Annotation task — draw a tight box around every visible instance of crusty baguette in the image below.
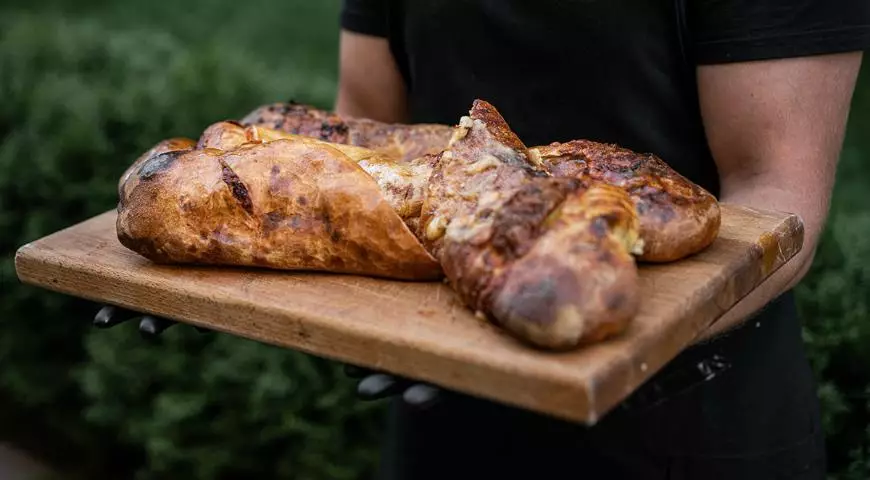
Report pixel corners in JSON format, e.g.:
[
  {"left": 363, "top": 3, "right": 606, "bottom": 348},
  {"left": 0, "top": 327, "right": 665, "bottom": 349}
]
[
  {"left": 117, "top": 138, "right": 442, "bottom": 280},
  {"left": 195, "top": 120, "right": 434, "bottom": 232},
  {"left": 533, "top": 140, "right": 721, "bottom": 262},
  {"left": 421, "top": 100, "right": 642, "bottom": 350}
]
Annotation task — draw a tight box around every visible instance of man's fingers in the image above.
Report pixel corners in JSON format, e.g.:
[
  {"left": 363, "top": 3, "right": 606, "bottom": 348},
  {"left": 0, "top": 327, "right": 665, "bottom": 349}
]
[
  {"left": 344, "top": 364, "right": 374, "bottom": 379},
  {"left": 357, "top": 373, "right": 409, "bottom": 400},
  {"left": 403, "top": 384, "right": 441, "bottom": 409},
  {"left": 94, "top": 306, "right": 214, "bottom": 338},
  {"left": 138, "top": 316, "right": 178, "bottom": 339},
  {"left": 93, "top": 305, "right": 139, "bottom": 328}
]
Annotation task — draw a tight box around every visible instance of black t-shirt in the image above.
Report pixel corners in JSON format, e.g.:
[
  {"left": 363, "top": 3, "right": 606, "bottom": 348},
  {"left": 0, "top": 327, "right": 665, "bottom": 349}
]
[{"left": 340, "top": 0, "right": 869, "bottom": 198}]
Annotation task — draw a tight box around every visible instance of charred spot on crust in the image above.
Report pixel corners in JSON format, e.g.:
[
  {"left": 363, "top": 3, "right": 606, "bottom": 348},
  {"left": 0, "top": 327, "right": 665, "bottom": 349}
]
[
  {"left": 590, "top": 217, "right": 609, "bottom": 238},
  {"left": 320, "top": 210, "right": 341, "bottom": 242},
  {"left": 604, "top": 291, "right": 628, "bottom": 312},
  {"left": 218, "top": 159, "right": 253, "bottom": 215},
  {"left": 138, "top": 150, "right": 183, "bottom": 180},
  {"left": 492, "top": 275, "right": 559, "bottom": 327},
  {"left": 488, "top": 178, "right": 574, "bottom": 261},
  {"left": 225, "top": 120, "right": 244, "bottom": 128},
  {"left": 269, "top": 165, "right": 292, "bottom": 194},
  {"left": 297, "top": 196, "right": 308, "bottom": 206},
  {"left": 319, "top": 120, "right": 349, "bottom": 142},
  {"left": 636, "top": 200, "right": 651, "bottom": 215},
  {"left": 262, "top": 211, "right": 285, "bottom": 234}
]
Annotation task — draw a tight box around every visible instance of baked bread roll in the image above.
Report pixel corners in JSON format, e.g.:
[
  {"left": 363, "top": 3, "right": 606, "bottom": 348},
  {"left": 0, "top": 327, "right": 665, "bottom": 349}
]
[
  {"left": 420, "top": 100, "right": 642, "bottom": 350},
  {"left": 532, "top": 140, "right": 720, "bottom": 262},
  {"left": 117, "top": 137, "right": 442, "bottom": 280}
]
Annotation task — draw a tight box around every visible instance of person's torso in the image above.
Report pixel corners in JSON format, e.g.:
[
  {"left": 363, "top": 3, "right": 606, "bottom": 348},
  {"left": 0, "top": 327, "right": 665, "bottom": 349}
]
[{"left": 383, "top": 0, "right": 720, "bottom": 195}]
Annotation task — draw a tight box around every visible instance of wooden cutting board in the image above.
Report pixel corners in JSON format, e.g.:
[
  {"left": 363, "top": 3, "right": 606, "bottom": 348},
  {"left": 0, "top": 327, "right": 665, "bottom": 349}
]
[{"left": 14, "top": 204, "right": 802, "bottom": 424}]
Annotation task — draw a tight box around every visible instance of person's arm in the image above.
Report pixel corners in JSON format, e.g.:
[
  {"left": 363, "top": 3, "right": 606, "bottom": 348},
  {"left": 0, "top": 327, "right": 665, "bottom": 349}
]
[
  {"left": 695, "top": 52, "right": 863, "bottom": 342},
  {"left": 334, "top": 30, "right": 408, "bottom": 123}
]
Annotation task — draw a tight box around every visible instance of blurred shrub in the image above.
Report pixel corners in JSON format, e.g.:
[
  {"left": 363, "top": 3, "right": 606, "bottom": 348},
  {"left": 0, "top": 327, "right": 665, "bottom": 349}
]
[
  {"left": 797, "top": 144, "right": 870, "bottom": 479},
  {"left": 1, "top": 11, "right": 381, "bottom": 480}
]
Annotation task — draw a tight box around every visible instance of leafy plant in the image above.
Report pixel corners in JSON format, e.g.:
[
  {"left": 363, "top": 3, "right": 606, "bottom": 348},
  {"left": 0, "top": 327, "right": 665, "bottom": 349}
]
[{"left": 1, "top": 9, "right": 383, "bottom": 480}]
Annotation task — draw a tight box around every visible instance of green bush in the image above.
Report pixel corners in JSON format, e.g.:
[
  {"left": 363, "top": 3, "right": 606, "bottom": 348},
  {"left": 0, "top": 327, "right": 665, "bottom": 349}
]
[
  {"left": 797, "top": 100, "right": 870, "bottom": 478},
  {"left": 1, "top": 3, "right": 868, "bottom": 480},
  {"left": 1, "top": 10, "right": 383, "bottom": 480}
]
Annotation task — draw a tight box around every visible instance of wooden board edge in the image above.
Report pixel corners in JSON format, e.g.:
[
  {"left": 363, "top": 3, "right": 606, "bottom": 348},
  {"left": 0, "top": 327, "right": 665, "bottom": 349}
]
[
  {"left": 13, "top": 237, "right": 596, "bottom": 425},
  {"left": 11, "top": 208, "right": 807, "bottom": 426},
  {"left": 584, "top": 210, "right": 805, "bottom": 422}
]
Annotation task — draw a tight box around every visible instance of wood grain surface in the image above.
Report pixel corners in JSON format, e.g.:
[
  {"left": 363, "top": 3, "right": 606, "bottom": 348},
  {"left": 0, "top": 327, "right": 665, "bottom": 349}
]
[{"left": 14, "top": 204, "right": 803, "bottom": 424}]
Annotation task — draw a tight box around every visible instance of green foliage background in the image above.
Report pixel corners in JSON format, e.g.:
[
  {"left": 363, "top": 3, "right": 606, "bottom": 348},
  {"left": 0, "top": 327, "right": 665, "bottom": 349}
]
[{"left": 0, "top": 1, "right": 867, "bottom": 479}]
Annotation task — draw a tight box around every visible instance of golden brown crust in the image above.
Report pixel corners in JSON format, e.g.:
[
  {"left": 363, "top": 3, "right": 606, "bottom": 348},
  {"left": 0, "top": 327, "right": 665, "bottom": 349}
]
[
  {"left": 240, "top": 102, "right": 352, "bottom": 145},
  {"left": 533, "top": 140, "right": 721, "bottom": 262},
  {"left": 118, "top": 137, "right": 197, "bottom": 201},
  {"left": 418, "top": 100, "right": 547, "bottom": 259},
  {"left": 346, "top": 118, "right": 455, "bottom": 163},
  {"left": 197, "top": 120, "right": 248, "bottom": 150},
  {"left": 193, "top": 121, "right": 434, "bottom": 231},
  {"left": 424, "top": 100, "right": 641, "bottom": 350},
  {"left": 241, "top": 102, "right": 454, "bottom": 163},
  {"left": 117, "top": 139, "right": 442, "bottom": 280},
  {"left": 461, "top": 182, "right": 641, "bottom": 350}
]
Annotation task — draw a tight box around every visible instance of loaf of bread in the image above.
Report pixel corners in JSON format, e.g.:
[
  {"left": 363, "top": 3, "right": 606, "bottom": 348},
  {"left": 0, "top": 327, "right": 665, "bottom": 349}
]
[
  {"left": 532, "top": 141, "right": 720, "bottom": 262},
  {"left": 418, "top": 100, "right": 641, "bottom": 349},
  {"left": 117, "top": 135, "right": 442, "bottom": 281},
  {"left": 116, "top": 98, "right": 721, "bottom": 350}
]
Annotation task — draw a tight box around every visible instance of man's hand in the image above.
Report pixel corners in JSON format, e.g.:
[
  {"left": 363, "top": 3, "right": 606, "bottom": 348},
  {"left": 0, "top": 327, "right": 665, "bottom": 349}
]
[
  {"left": 93, "top": 305, "right": 211, "bottom": 339},
  {"left": 696, "top": 51, "right": 863, "bottom": 341},
  {"left": 343, "top": 365, "right": 443, "bottom": 408},
  {"left": 92, "top": 305, "right": 442, "bottom": 405}
]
